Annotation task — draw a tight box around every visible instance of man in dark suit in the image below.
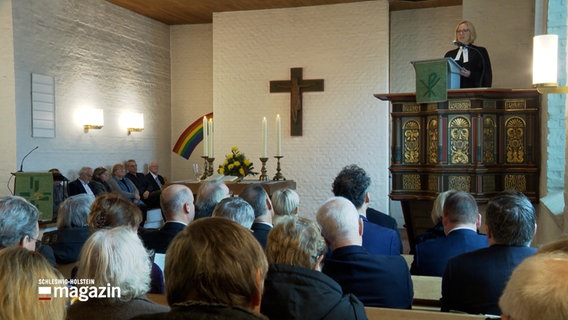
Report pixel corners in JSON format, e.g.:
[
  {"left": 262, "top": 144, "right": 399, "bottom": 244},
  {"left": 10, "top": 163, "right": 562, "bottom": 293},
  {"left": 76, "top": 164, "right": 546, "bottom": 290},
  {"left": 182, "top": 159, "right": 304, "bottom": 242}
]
[
  {"left": 441, "top": 191, "right": 537, "bottom": 315},
  {"left": 239, "top": 183, "right": 273, "bottom": 249},
  {"left": 410, "top": 191, "right": 488, "bottom": 276},
  {"left": 145, "top": 161, "right": 164, "bottom": 208},
  {"left": 141, "top": 184, "right": 194, "bottom": 254},
  {"left": 318, "top": 197, "right": 413, "bottom": 309},
  {"left": 125, "top": 159, "right": 156, "bottom": 208},
  {"left": 333, "top": 164, "right": 402, "bottom": 255},
  {"left": 67, "top": 166, "right": 96, "bottom": 197}
]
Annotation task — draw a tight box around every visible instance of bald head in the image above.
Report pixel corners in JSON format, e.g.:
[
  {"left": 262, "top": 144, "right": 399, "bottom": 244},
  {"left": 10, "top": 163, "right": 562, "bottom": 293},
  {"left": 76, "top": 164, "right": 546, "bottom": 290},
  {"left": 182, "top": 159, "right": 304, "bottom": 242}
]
[
  {"left": 316, "top": 196, "right": 362, "bottom": 250},
  {"left": 160, "top": 184, "right": 195, "bottom": 224}
]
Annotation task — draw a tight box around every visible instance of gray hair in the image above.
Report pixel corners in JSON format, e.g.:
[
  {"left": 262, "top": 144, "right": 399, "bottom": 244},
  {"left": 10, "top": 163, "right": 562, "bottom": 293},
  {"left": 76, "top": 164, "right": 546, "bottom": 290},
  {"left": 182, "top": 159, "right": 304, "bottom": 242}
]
[
  {"left": 77, "top": 226, "right": 151, "bottom": 302},
  {"left": 443, "top": 191, "right": 479, "bottom": 224},
  {"left": 486, "top": 190, "right": 536, "bottom": 246},
  {"left": 161, "top": 185, "right": 192, "bottom": 217},
  {"left": 213, "top": 197, "right": 255, "bottom": 229},
  {"left": 316, "top": 196, "right": 360, "bottom": 249},
  {"left": 57, "top": 194, "right": 94, "bottom": 229},
  {"left": 239, "top": 184, "right": 269, "bottom": 219},
  {"left": 195, "top": 181, "right": 228, "bottom": 218},
  {"left": 271, "top": 188, "right": 299, "bottom": 217},
  {"left": 0, "top": 196, "right": 39, "bottom": 248}
]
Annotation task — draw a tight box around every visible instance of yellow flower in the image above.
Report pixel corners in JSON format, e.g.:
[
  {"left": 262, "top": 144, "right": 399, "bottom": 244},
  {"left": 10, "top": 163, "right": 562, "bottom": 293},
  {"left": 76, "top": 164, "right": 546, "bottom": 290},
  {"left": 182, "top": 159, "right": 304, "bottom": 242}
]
[
  {"left": 244, "top": 159, "right": 251, "bottom": 166},
  {"left": 219, "top": 168, "right": 225, "bottom": 174},
  {"left": 227, "top": 153, "right": 233, "bottom": 159},
  {"left": 239, "top": 168, "right": 245, "bottom": 176},
  {"left": 231, "top": 146, "right": 239, "bottom": 152},
  {"left": 228, "top": 164, "right": 234, "bottom": 170},
  {"left": 223, "top": 160, "right": 229, "bottom": 166},
  {"left": 233, "top": 161, "right": 241, "bottom": 167}
]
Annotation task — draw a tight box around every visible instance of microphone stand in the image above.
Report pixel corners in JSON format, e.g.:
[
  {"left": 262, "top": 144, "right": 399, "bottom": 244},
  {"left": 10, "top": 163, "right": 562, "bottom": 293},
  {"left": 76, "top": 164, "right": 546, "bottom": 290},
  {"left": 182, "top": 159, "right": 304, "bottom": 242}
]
[{"left": 18, "top": 146, "right": 39, "bottom": 172}]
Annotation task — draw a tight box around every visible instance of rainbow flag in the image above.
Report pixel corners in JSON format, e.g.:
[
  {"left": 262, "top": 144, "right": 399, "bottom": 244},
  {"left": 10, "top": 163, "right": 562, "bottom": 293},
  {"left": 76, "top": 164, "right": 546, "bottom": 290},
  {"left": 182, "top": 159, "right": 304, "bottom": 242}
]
[{"left": 172, "top": 112, "right": 213, "bottom": 159}]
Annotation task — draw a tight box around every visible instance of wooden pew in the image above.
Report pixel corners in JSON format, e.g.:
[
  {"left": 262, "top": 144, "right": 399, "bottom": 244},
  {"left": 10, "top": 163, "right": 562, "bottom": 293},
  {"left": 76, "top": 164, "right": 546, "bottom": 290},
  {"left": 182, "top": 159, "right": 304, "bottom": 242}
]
[
  {"left": 365, "top": 307, "right": 489, "bottom": 320},
  {"left": 411, "top": 275, "right": 442, "bottom": 309},
  {"left": 147, "top": 293, "right": 168, "bottom": 306}
]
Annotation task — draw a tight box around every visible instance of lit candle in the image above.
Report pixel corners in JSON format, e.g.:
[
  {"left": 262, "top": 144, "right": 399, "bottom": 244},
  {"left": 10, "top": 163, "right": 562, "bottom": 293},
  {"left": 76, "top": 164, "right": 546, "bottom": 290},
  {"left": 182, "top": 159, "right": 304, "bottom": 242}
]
[
  {"left": 208, "top": 118, "right": 214, "bottom": 158},
  {"left": 262, "top": 117, "right": 268, "bottom": 158},
  {"left": 276, "top": 114, "right": 281, "bottom": 156},
  {"left": 202, "top": 116, "right": 208, "bottom": 157}
]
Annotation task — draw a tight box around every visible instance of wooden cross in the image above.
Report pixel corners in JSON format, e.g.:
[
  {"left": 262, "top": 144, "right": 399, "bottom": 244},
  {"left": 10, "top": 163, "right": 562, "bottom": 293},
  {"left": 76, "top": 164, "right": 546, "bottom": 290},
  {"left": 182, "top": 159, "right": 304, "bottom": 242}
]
[{"left": 270, "top": 68, "right": 324, "bottom": 136}]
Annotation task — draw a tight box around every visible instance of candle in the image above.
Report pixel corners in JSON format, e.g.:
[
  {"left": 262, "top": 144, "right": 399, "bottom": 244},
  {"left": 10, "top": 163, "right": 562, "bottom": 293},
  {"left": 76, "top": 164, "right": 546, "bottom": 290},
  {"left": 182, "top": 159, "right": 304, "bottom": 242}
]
[
  {"left": 276, "top": 114, "right": 282, "bottom": 156},
  {"left": 262, "top": 117, "right": 268, "bottom": 158},
  {"left": 202, "top": 116, "right": 208, "bottom": 157},
  {"left": 208, "top": 118, "right": 214, "bottom": 158}
]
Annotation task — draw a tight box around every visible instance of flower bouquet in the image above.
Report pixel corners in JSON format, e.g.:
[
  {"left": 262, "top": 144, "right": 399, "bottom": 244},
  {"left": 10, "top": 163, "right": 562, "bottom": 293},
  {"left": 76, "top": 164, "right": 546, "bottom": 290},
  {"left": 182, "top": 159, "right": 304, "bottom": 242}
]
[{"left": 218, "top": 147, "right": 257, "bottom": 179}]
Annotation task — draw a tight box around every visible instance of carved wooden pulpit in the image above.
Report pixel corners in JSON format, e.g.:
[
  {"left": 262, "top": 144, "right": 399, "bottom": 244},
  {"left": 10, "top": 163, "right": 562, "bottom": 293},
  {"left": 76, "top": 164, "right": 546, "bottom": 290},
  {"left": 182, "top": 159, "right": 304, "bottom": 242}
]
[{"left": 375, "top": 89, "right": 541, "bottom": 250}]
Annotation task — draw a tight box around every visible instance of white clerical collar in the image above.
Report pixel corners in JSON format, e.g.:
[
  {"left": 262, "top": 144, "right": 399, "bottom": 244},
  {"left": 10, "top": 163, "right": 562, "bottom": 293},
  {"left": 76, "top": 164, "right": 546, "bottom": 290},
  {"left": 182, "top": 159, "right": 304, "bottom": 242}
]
[{"left": 454, "top": 46, "right": 469, "bottom": 63}]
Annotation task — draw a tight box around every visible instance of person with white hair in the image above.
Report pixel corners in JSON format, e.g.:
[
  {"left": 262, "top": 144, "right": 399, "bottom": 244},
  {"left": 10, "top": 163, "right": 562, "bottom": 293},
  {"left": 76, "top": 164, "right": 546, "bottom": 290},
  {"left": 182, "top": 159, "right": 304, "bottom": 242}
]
[
  {"left": 317, "top": 197, "right": 413, "bottom": 309},
  {"left": 213, "top": 197, "right": 255, "bottom": 229}
]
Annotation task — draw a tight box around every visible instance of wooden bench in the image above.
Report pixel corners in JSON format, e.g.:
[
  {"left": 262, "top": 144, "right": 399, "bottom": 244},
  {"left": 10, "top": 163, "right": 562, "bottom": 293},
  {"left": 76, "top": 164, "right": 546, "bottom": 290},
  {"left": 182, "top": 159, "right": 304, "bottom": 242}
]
[
  {"left": 411, "top": 275, "right": 442, "bottom": 309},
  {"left": 365, "top": 307, "right": 490, "bottom": 320}
]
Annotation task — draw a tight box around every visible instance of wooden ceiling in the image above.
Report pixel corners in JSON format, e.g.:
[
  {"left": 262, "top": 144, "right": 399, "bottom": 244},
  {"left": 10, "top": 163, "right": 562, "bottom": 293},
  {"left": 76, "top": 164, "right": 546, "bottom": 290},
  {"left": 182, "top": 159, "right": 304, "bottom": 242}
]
[{"left": 106, "top": 0, "right": 461, "bottom": 25}]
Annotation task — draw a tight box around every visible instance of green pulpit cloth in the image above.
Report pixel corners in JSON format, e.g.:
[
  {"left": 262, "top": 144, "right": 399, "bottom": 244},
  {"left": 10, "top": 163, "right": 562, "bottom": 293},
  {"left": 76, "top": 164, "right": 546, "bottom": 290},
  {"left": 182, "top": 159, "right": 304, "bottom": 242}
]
[
  {"left": 14, "top": 172, "right": 53, "bottom": 221},
  {"left": 412, "top": 58, "right": 461, "bottom": 104}
]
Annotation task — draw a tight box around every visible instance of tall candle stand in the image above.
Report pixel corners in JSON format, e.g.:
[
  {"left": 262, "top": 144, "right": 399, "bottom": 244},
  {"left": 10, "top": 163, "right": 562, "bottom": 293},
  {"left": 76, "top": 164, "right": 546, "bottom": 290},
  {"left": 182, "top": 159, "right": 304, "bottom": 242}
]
[
  {"left": 200, "top": 156, "right": 209, "bottom": 180},
  {"left": 272, "top": 156, "right": 286, "bottom": 181},
  {"left": 259, "top": 157, "right": 268, "bottom": 181},
  {"left": 207, "top": 157, "right": 215, "bottom": 176}
]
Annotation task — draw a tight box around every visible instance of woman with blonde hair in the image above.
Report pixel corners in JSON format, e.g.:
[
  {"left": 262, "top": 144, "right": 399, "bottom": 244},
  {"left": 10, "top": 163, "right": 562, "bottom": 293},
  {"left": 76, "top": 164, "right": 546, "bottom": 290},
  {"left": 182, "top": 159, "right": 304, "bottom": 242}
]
[
  {"left": 67, "top": 227, "right": 169, "bottom": 319},
  {"left": 0, "top": 247, "right": 67, "bottom": 320},
  {"left": 261, "top": 216, "right": 366, "bottom": 319}
]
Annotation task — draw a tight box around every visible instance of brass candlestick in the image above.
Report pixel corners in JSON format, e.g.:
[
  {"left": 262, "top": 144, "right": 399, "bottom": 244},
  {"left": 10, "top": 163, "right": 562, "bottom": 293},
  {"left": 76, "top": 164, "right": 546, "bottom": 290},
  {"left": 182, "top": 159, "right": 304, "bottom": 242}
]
[
  {"left": 200, "top": 156, "right": 209, "bottom": 180},
  {"left": 207, "top": 157, "right": 215, "bottom": 176},
  {"left": 259, "top": 157, "right": 269, "bottom": 181},
  {"left": 272, "top": 156, "right": 286, "bottom": 181}
]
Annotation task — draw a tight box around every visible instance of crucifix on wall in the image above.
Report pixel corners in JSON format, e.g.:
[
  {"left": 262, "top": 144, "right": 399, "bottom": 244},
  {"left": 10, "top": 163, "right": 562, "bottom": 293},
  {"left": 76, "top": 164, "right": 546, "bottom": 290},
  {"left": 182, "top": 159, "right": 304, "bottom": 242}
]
[{"left": 270, "top": 67, "right": 324, "bottom": 136}]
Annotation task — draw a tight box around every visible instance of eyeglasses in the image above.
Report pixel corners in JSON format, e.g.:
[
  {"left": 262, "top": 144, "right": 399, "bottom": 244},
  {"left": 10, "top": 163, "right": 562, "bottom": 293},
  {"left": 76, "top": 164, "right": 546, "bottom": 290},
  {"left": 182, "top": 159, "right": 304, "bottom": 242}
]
[{"left": 456, "top": 29, "right": 470, "bottom": 33}]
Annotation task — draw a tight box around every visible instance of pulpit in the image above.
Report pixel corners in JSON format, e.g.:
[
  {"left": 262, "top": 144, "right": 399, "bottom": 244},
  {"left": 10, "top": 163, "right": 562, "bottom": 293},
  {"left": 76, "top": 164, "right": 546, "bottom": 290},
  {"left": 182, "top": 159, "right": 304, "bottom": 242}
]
[{"left": 375, "top": 89, "right": 541, "bottom": 250}]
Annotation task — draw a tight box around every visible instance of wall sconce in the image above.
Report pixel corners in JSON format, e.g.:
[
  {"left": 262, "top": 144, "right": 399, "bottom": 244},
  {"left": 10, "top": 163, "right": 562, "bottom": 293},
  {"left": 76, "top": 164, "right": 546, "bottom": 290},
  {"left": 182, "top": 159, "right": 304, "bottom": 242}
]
[
  {"left": 533, "top": 34, "right": 568, "bottom": 94},
  {"left": 125, "top": 112, "right": 144, "bottom": 135},
  {"left": 82, "top": 108, "right": 104, "bottom": 133}
]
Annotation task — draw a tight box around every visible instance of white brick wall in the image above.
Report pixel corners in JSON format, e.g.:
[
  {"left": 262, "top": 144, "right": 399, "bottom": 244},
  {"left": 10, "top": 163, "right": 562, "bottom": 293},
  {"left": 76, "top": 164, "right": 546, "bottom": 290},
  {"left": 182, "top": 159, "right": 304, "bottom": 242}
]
[
  {"left": 11, "top": 0, "right": 171, "bottom": 181},
  {"left": 212, "top": 1, "right": 390, "bottom": 217}
]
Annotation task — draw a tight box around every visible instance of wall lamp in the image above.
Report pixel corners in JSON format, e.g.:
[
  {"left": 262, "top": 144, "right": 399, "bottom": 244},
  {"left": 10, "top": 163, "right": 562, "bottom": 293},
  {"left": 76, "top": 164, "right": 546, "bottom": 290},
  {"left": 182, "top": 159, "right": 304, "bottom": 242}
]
[
  {"left": 533, "top": 34, "right": 568, "bottom": 94},
  {"left": 125, "top": 112, "right": 144, "bottom": 135},
  {"left": 82, "top": 108, "right": 104, "bottom": 133}
]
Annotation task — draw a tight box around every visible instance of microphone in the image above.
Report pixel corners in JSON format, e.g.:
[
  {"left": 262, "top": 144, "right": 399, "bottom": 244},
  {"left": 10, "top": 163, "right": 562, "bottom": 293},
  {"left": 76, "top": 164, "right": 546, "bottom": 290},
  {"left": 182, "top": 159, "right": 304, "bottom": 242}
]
[
  {"left": 18, "top": 146, "right": 39, "bottom": 172},
  {"left": 452, "top": 40, "right": 469, "bottom": 48}
]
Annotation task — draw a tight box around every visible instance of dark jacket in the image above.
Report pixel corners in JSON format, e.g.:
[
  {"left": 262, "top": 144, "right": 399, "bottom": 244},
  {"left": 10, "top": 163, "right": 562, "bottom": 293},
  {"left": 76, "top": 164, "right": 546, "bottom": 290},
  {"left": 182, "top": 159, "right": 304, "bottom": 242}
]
[
  {"left": 131, "top": 301, "right": 268, "bottom": 320},
  {"left": 360, "top": 215, "right": 402, "bottom": 255},
  {"left": 42, "top": 227, "right": 91, "bottom": 264},
  {"left": 261, "top": 264, "right": 367, "bottom": 320},
  {"left": 441, "top": 244, "right": 537, "bottom": 315},
  {"left": 251, "top": 222, "right": 272, "bottom": 249},
  {"left": 141, "top": 221, "right": 186, "bottom": 254},
  {"left": 67, "top": 295, "right": 169, "bottom": 320},
  {"left": 323, "top": 245, "right": 413, "bottom": 309},
  {"left": 444, "top": 44, "right": 492, "bottom": 88},
  {"left": 411, "top": 228, "right": 488, "bottom": 276}
]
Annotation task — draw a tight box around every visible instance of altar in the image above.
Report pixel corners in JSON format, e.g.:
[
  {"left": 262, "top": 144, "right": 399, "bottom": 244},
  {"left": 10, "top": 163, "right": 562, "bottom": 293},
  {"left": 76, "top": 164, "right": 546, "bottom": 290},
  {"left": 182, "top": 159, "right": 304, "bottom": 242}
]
[{"left": 375, "top": 88, "right": 541, "bottom": 250}]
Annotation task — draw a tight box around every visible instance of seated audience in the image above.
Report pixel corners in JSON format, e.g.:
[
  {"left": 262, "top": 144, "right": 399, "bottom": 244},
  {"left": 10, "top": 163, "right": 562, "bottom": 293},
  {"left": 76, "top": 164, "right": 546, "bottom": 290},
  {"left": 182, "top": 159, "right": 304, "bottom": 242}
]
[
  {"left": 240, "top": 183, "right": 274, "bottom": 249},
  {"left": 49, "top": 168, "right": 68, "bottom": 221},
  {"left": 42, "top": 194, "right": 93, "bottom": 264},
  {"left": 270, "top": 188, "right": 299, "bottom": 224},
  {"left": 332, "top": 164, "right": 402, "bottom": 255},
  {"left": 68, "top": 166, "right": 96, "bottom": 196},
  {"left": 145, "top": 161, "right": 165, "bottom": 195},
  {"left": 194, "top": 180, "right": 230, "bottom": 219},
  {"left": 412, "top": 190, "right": 451, "bottom": 250},
  {"left": 261, "top": 216, "right": 366, "bottom": 319},
  {"left": 499, "top": 251, "right": 568, "bottom": 320},
  {"left": 0, "top": 247, "right": 66, "bottom": 320},
  {"left": 132, "top": 218, "right": 269, "bottom": 319},
  {"left": 0, "top": 195, "right": 56, "bottom": 266},
  {"left": 67, "top": 227, "right": 169, "bottom": 320},
  {"left": 126, "top": 159, "right": 151, "bottom": 204},
  {"left": 141, "top": 184, "right": 194, "bottom": 254},
  {"left": 212, "top": 197, "right": 255, "bottom": 229},
  {"left": 91, "top": 166, "right": 112, "bottom": 196},
  {"left": 107, "top": 163, "right": 141, "bottom": 204},
  {"left": 87, "top": 193, "right": 164, "bottom": 293},
  {"left": 411, "top": 191, "right": 487, "bottom": 276},
  {"left": 317, "top": 197, "right": 413, "bottom": 309},
  {"left": 441, "top": 190, "right": 537, "bottom": 315}
]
